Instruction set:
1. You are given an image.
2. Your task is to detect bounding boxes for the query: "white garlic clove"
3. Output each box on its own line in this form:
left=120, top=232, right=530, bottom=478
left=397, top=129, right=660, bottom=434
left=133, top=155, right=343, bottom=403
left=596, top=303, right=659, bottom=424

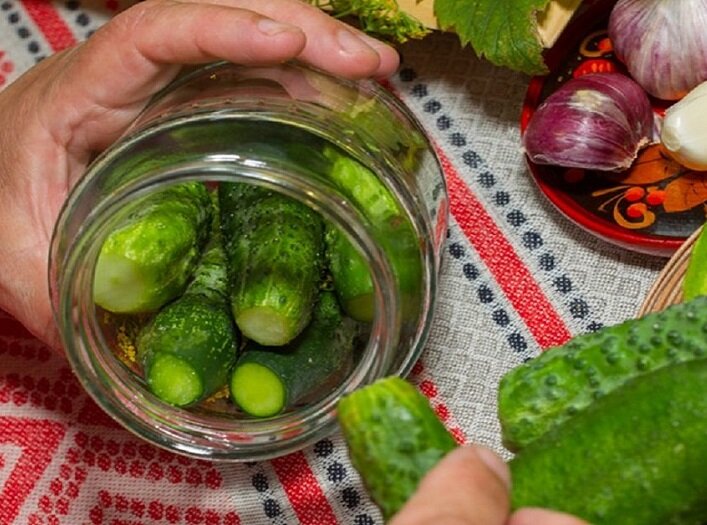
left=660, top=81, right=707, bottom=170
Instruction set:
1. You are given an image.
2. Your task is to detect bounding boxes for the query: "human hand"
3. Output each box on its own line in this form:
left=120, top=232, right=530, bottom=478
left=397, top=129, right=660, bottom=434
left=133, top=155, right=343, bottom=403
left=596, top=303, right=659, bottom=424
left=390, top=445, right=590, bottom=525
left=0, top=0, right=399, bottom=351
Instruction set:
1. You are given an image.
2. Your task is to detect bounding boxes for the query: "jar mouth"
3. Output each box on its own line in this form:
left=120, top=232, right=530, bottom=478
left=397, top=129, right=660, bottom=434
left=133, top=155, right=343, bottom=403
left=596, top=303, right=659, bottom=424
left=54, top=160, right=409, bottom=461
left=49, top=66, right=446, bottom=461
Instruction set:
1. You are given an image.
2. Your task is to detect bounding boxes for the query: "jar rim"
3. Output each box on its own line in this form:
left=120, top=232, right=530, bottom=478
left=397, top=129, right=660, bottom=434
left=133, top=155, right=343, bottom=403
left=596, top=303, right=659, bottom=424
left=50, top=63, right=446, bottom=461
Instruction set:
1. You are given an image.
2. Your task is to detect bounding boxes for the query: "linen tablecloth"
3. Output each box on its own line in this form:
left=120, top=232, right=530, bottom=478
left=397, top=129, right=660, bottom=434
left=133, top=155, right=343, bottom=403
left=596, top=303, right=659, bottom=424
left=0, top=2, right=667, bottom=523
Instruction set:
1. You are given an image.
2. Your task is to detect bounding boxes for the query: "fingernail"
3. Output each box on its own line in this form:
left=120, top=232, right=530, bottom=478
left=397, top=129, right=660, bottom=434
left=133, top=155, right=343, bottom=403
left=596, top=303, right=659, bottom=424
left=359, top=32, right=392, bottom=53
left=258, top=18, right=299, bottom=36
left=475, top=446, right=511, bottom=489
left=336, top=29, right=376, bottom=56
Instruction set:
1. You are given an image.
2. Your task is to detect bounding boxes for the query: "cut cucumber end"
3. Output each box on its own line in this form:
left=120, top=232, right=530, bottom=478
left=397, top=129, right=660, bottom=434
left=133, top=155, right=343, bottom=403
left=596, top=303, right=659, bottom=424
left=236, top=307, right=299, bottom=346
left=93, top=252, right=149, bottom=313
left=230, top=362, right=286, bottom=417
left=147, top=353, right=203, bottom=407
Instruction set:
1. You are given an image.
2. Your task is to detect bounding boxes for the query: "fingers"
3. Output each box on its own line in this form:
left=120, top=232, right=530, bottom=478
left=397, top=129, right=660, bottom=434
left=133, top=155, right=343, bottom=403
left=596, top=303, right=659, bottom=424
left=389, top=446, right=511, bottom=525
left=122, top=0, right=399, bottom=77
left=74, top=0, right=397, bottom=105
left=66, top=1, right=310, bottom=108
left=224, top=0, right=399, bottom=78
left=509, top=508, right=592, bottom=525
left=42, top=0, right=399, bottom=150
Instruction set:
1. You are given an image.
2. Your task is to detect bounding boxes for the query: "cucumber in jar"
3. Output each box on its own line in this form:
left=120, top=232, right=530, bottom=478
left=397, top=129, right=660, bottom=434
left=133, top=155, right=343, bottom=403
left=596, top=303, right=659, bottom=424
left=323, top=147, right=423, bottom=323
left=136, top=194, right=238, bottom=407
left=93, top=181, right=212, bottom=314
left=219, top=183, right=325, bottom=346
left=229, top=291, right=360, bottom=417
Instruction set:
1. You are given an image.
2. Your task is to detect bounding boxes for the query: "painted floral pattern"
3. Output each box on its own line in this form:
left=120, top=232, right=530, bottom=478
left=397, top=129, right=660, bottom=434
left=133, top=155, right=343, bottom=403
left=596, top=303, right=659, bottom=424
left=533, top=24, right=707, bottom=239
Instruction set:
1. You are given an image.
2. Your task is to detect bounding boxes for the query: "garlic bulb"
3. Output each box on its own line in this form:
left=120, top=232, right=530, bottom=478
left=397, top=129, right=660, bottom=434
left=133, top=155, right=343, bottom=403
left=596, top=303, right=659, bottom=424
left=523, top=73, right=654, bottom=172
left=660, top=80, right=707, bottom=170
left=609, top=0, right=707, bottom=101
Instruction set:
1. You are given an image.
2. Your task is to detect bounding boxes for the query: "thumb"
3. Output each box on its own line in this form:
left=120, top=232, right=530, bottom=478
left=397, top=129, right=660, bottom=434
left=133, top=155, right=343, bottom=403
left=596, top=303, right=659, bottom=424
left=389, top=445, right=511, bottom=525
left=510, top=507, right=592, bottom=525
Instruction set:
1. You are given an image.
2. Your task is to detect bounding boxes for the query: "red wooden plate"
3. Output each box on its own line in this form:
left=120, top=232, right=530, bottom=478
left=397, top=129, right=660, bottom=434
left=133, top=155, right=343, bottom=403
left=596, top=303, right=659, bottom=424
left=521, top=0, right=707, bottom=257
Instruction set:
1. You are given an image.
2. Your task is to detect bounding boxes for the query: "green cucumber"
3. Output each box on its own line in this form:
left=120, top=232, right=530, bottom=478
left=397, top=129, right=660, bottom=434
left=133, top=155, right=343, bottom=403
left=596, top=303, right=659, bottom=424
left=136, top=197, right=237, bottom=407
left=93, top=182, right=212, bottom=313
left=219, top=183, right=324, bottom=346
left=510, top=358, right=707, bottom=525
left=683, top=225, right=707, bottom=301
left=229, top=292, right=359, bottom=417
left=498, top=295, right=707, bottom=451
left=324, top=224, right=375, bottom=321
left=339, top=362, right=707, bottom=524
left=323, top=148, right=423, bottom=322
left=337, top=376, right=457, bottom=521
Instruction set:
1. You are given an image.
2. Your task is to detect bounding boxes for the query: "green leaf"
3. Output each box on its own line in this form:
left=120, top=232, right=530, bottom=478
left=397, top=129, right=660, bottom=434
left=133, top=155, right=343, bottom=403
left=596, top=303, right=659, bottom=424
left=310, top=0, right=431, bottom=43
left=434, top=0, right=551, bottom=75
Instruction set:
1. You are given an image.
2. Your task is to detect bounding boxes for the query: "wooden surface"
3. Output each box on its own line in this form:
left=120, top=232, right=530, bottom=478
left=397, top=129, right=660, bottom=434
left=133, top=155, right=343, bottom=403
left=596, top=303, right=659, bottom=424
left=638, top=227, right=701, bottom=316
left=397, top=0, right=583, bottom=48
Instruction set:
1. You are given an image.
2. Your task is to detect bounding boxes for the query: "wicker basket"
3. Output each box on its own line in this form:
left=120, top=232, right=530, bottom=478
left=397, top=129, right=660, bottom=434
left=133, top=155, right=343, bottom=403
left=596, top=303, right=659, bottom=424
left=638, top=226, right=703, bottom=316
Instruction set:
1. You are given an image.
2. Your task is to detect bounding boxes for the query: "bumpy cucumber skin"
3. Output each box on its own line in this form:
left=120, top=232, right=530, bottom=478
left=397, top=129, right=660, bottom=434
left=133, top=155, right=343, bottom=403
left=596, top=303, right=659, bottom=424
left=498, top=296, right=707, bottom=451
left=322, top=148, right=423, bottom=323
left=137, top=296, right=237, bottom=405
left=338, top=377, right=457, bottom=521
left=230, top=292, right=358, bottom=415
left=137, top=200, right=237, bottom=406
left=510, top=359, right=707, bottom=525
left=94, top=182, right=212, bottom=313
left=684, top=225, right=707, bottom=301
left=219, top=183, right=324, bottom=346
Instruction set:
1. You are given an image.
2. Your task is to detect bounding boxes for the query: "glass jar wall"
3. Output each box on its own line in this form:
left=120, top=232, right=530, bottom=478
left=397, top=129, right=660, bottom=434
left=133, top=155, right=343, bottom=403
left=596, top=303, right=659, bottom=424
left=49, top=62, right=448, bottom=461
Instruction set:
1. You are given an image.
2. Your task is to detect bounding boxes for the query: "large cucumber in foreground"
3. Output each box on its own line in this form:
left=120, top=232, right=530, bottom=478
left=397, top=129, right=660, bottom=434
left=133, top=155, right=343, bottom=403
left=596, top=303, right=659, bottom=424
left=94, top=182, right=212, bottom=313
left=340, top=360, right=707, bottom=524
left=683, top=224, right=707, bottom=300
left=511, top=358, right=707, bottom=525
left=137, top=199, right=237, bottom=407
left=219, top=183, right=324, bottom=346
left=337, top=376, right=457, bottom=521
left=498, top=295, right=707, bottom=451
left=229, top=292, right=359, bottom=417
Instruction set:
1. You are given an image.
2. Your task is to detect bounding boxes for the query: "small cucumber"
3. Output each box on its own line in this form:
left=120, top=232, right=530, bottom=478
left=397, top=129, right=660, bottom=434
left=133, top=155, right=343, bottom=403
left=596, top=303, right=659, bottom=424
left=323, top=148, right=423, bottom=322
left=510, top=358, right=707, bottom=525
left=137, top=197, right=237, bottom=406
left=324, top=224, right=376, bottom=322
left=498, top=295, right=707, bottom=451
left=219, top=183, right=324, bottom=346
left=94, top=182, right=212, bottom=313
left=229, top=292, right=359, bottom=417
left=683, top=225, right=707, bottom=300
left=337, top=376, right=457, bottom=521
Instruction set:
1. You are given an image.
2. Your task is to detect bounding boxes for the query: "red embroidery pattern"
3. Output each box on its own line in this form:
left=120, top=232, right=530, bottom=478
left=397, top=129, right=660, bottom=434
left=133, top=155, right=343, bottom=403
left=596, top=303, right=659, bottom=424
left=20, top=0, right=77, bottom=51
left=0, top=50, right=14, bottom=88
left=410, top=360, right=466, bottom=444
left=271, top=452, right=338, bottom=525
left=87, top=490, right=240, bottom=524
left=0, top=417, right=66, bottom=524
left=437, top=147, right=573, bottom=349
left=25, top=412, right=228, bottom=522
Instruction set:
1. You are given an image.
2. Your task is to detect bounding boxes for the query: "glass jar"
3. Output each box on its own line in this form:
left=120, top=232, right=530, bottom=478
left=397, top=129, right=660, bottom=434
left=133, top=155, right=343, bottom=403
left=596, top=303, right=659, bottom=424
left=49, top=61, right=448, bottom=461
